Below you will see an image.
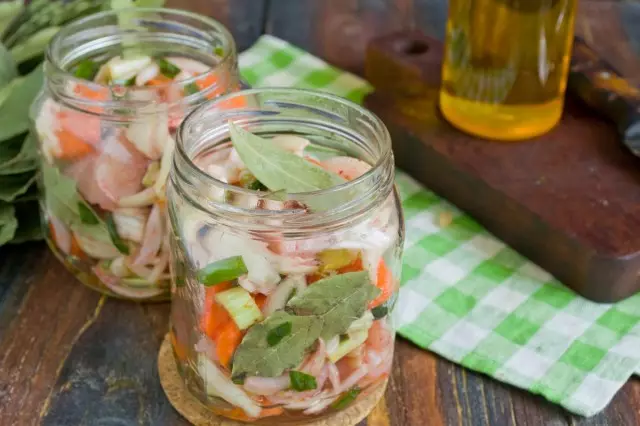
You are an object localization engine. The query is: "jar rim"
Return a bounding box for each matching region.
[173,87,395,228]
[45,7,237,110]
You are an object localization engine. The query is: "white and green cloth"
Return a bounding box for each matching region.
[239,35,640,417]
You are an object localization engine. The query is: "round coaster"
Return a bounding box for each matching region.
[158,335,387,426]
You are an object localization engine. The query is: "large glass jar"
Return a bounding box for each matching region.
[31,9,240,301]
[168,88,404,422]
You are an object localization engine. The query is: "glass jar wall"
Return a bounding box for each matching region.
[168,89,404,422]
[31,9,240,301]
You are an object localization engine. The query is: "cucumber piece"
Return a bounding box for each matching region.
[215,287,263,330]
[347,311,374,334]
[327,329,369,363]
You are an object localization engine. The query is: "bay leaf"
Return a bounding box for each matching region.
[10,199,43,244]
[10,26,59,65]
[0,64,42,142]
[229,123,346,194]
[0,202,17,245]
[287,271,380,341]
[0,158,36,175]
[0,171,35,202]
[41,162,111,241]
[231,311,322,379]
[0,41,17,89]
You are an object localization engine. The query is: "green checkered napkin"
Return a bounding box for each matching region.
[239,35,640,417]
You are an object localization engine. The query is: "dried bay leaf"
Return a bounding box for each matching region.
[287,271,380,341]
[41,162,111,241]
[229,123,346,194]
[0,202,17,244]
[0,64,42,142]
[0,171,35,202]
[231,311,322,379]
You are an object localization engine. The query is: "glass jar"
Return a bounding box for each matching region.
[168,88,404,422]
[31,9,240,301]
[440,0,577,140]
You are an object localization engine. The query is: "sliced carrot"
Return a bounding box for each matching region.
[216,320,243,368]
[53,128,94,160]
[170,329,188,362]
[146,75,172,86]
[195,73,218,91]
[69,234,84,258]
[368,260,394,308]
[73,83,109,101]
[200,282,234,339]
[49,221,85,258]
[338,255,364,274]
[254,293,267,310]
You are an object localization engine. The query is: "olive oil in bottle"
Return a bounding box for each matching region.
[439,0,577,141]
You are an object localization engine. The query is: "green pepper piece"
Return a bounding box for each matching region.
[156,57,180,79]
[289,371,317,392]
[106,213,130,255]
[267,321,292,346]
[197,256,248,286]
[74,59,99,81]
[184,82,199,95]
[331,387,361,410]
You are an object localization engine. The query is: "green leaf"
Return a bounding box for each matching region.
[0,41,17,89]
[287,271,380,341]
[9,26,59,65]
[0,132,37,176]
[0,131,36,163]
[0,172,36,202]
[41,162,111,240]
[0,202,17,245]
[0,0,23,36]
[289,371,317,392]
[10,199,43,244]
[229,123,346,194]
[231,311,322,379]
[0,158,36,175]
[0,77,21,109]
[134,0,166,7]
[0,64,43,142]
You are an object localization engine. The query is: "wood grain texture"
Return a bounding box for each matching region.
[1,1,640,425]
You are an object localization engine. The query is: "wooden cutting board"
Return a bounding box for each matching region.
[364,31,640,303]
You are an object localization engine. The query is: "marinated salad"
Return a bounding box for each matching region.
[36,53,228,299]
[170,124,400,421]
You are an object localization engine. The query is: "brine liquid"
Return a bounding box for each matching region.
[439,0,577,140]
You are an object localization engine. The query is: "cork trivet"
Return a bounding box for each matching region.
[158,335,387,425]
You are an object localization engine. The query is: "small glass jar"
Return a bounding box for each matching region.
[167,88,404,424]
[31,9,240,301]
[168,88,404,422]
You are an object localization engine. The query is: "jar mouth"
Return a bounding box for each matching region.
[45,8,237,115]
[173,88,395,227]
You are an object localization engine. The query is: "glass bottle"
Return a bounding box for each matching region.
[167,88,404,422]
[440,0,577,140]
[31,9,240,301]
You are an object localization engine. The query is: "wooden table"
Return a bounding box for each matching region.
[1,1,639,425]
